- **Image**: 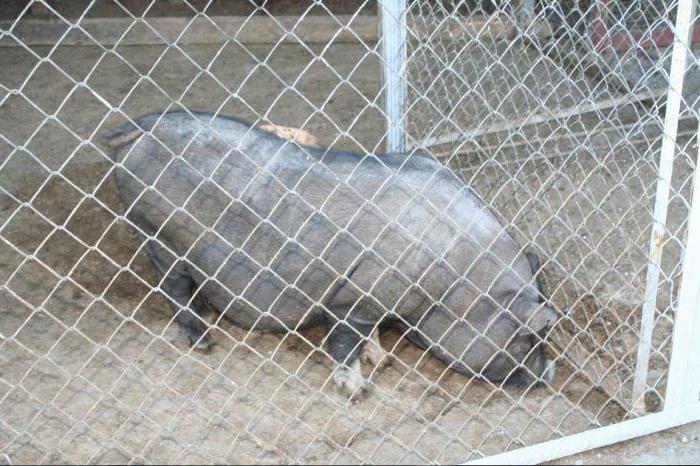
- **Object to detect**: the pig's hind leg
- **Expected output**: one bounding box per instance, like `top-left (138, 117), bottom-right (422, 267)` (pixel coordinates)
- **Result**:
top-left (146, 243), bottom-right (213, 352)
top-left (326, 319), bottom-right (374, 400)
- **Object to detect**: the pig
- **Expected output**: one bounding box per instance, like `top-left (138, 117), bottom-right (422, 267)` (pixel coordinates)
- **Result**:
top-left (106, 111), bottom-right (558, 398)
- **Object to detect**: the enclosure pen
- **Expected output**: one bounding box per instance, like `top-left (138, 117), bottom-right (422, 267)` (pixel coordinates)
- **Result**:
top-left (0, 0), bottom-right (699, 464)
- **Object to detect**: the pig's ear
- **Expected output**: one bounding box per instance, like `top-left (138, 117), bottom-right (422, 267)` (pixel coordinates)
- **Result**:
top-left (521, 305), bottom-right (558, 335)
top-left (525, 251), bottom-right (540, 274)
top-left (525, 249), bottom-right (546, 297)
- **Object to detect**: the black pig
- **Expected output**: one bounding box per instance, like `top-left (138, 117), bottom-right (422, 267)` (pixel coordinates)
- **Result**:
top-left (106, 112), bottom-right (557, 397)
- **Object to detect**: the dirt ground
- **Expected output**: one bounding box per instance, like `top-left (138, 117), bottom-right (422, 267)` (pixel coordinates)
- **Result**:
top-left (0, 22), bottom-right (697, 466)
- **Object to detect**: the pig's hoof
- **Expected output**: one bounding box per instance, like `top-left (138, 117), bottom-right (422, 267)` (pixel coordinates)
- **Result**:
top-left (360, 341), bottom-right (389, 368)
top-left (333, 360), bottom-right (369, 400)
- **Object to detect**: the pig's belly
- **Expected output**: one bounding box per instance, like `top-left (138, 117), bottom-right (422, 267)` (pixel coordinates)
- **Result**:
top-left (190, 262), bottom-right (328, 332)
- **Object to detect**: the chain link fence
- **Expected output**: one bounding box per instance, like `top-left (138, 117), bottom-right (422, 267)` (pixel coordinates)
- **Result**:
top-left (0, 0), bottom-right (699, 464)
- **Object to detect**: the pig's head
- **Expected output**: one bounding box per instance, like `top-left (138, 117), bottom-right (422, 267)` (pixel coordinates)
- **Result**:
top-left (407, 251), bottom-right (558, 386)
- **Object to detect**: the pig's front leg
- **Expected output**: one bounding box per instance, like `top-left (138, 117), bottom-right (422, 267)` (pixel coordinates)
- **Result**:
top-left (326, 319), bottom-right (374, 400)
top-left (161, 266), bottom-right (213, 352)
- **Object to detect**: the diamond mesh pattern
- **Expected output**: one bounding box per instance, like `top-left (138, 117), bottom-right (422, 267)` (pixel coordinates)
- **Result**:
top-left (0, 0), bottom-right (698, 463)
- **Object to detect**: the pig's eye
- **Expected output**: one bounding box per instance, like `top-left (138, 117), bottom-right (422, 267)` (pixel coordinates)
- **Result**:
top-left (525, 333), bottom-right (538, 347)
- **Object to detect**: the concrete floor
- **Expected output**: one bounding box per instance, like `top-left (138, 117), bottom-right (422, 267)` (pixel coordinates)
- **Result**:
top-left (559, 420), bottom-right (700, 465)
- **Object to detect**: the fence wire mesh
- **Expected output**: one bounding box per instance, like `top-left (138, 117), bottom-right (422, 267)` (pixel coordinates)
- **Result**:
top-left (0, 0), bottom-right (699, 464)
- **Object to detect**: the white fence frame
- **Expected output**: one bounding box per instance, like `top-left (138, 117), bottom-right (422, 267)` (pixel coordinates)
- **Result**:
top-left (632, 0), bottom-right (699, 414)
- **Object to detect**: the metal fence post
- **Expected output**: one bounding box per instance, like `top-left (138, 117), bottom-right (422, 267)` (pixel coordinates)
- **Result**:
top-left (379, 0), bottom-right (407, 154)
top-left (632, 0), bottom-right (698, 413)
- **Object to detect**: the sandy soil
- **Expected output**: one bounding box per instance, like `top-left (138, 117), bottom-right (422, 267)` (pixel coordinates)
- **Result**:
top-left (0, 27), bottom-right (697, 465)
